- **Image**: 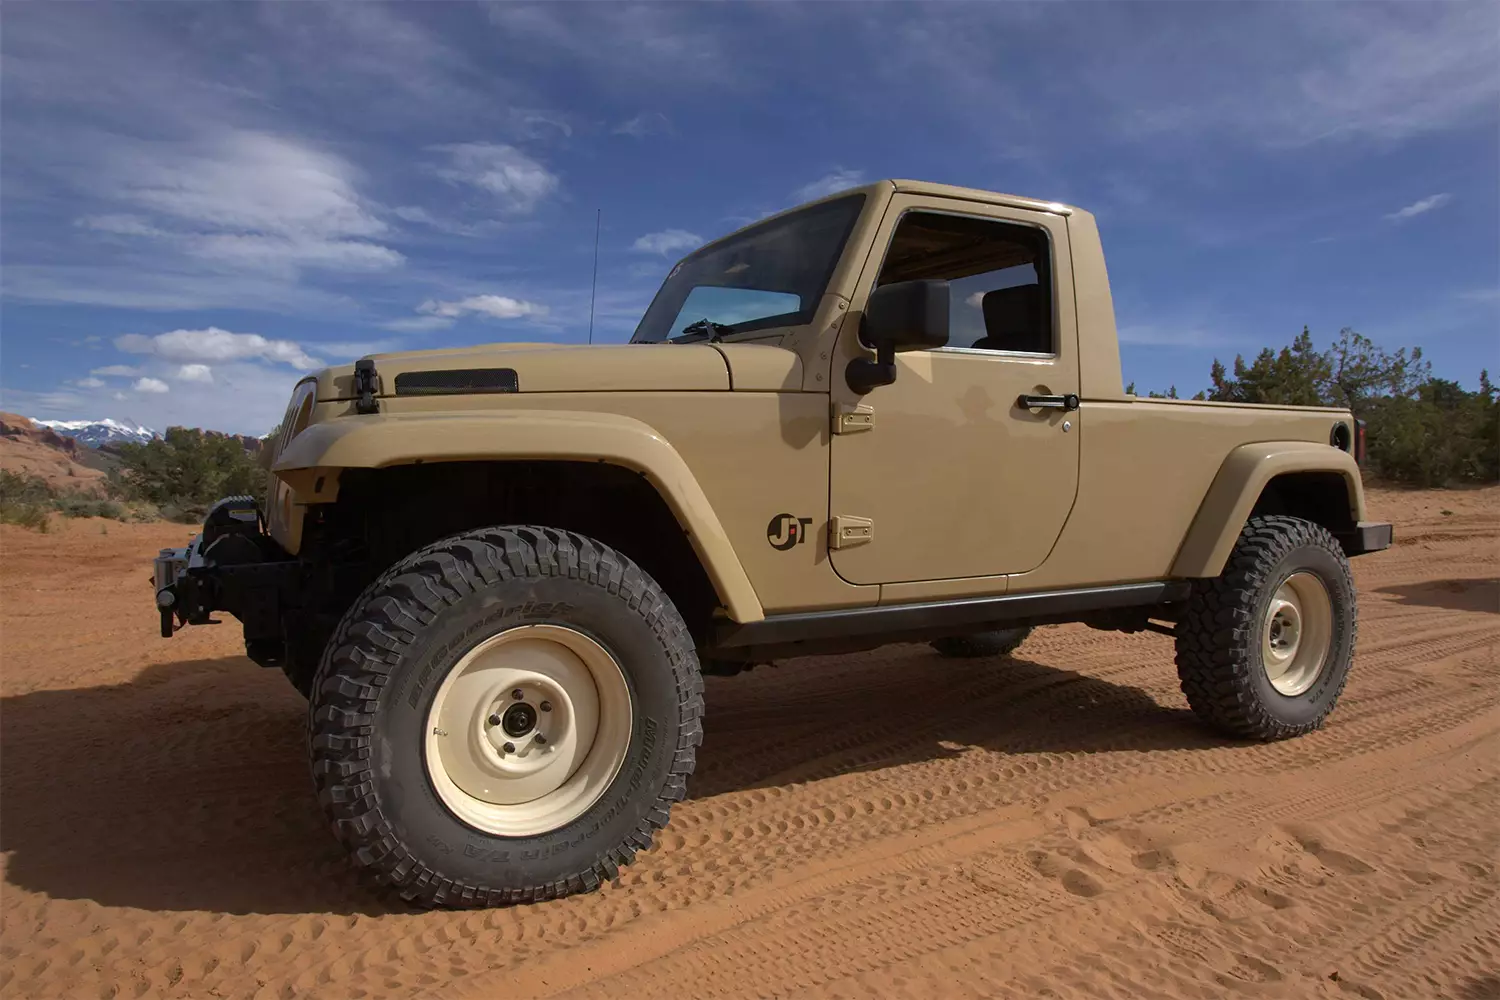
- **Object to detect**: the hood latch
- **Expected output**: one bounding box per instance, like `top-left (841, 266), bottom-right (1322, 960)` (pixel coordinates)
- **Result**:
top-left (353, 359), bottom-right (381, 414)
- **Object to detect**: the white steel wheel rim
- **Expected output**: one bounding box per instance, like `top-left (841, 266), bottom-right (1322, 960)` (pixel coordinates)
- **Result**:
top-left (424, 624), bottom-right (632, 837)
top-left (1261, 571), bottom-right (1334, 697)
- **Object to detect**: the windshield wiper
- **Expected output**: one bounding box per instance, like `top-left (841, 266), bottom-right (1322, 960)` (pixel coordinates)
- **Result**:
top-left (668, 318), bottom-right (735, 343)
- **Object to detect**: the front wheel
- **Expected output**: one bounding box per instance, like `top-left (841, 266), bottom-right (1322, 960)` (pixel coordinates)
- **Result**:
top-left (308, 526), bottom-right (703, 907)
top-left (1175, 515), bottom-right (1357, 741)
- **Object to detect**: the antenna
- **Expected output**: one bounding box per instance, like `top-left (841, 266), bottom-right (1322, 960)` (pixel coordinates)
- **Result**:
top-left (587, 208), bottom-right (601, 344)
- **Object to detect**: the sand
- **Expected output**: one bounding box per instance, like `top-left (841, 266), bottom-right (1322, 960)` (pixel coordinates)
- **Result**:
top-left (2, 488), bottom-right (1496, 1000)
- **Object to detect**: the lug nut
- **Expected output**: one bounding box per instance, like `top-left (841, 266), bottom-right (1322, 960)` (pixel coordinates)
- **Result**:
top-left (488, 713), bottom-right (502, 727)
top-left (511, 689), bottom-right (524, 700)
top-left (539, 701), bottom-right (552, 713)
top-left (502, 742), bottom-right (516, 754)
top-left (534, 733), bottom-right (546, 745)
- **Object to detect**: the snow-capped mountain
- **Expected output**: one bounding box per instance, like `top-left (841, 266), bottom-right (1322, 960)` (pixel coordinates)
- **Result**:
top-left (33, 418), bottom-right (158, 448)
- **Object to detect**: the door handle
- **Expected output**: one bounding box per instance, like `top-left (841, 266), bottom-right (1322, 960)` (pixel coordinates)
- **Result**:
top-left (1017, 393), bottom-right (1079, 412)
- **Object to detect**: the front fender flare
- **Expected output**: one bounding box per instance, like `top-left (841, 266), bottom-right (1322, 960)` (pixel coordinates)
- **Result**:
top-left (273, 410), bottom-right (764, 623)
top-left (1171, 441), bottom-right (1366, 578)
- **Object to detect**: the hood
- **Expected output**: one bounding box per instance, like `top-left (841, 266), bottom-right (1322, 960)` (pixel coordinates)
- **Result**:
top-left (317, 342), bottom-right (730, 399)
top-left (316, 341), bottom-right (806, 399)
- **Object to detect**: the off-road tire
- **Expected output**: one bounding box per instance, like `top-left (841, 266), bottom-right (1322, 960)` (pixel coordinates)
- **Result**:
top-left (930, 627), bottom-right (1032, 659)
top-left (1175, 515), bottom-right (1357, 741)
top-left (308, 525), bottom-right (703, 908)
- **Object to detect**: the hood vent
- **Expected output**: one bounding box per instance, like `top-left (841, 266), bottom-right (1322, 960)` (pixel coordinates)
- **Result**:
top-left (393, 368), bottom-right (520, 396)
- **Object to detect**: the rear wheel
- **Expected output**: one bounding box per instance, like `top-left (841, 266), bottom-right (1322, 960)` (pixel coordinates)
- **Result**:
top-left (1175, 515), bottom-right (1356, 740)
top-left (930, 627), bottom-right (1032, 659)
top-left (308, 525), bottom-right (702, 907)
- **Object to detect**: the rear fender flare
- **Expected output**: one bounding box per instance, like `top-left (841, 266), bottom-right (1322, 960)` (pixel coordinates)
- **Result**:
top-left (272, 410), bottom-right (764, 623)
top-left (1171, 441), bottom-right (1366, 578)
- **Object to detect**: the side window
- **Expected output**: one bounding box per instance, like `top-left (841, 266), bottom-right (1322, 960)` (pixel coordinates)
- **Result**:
top-left (876, 212), bottom-right (1053, 354)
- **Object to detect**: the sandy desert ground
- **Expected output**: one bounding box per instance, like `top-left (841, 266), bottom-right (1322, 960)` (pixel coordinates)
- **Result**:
top-left (2, 487), bottom-right (1496, 1000)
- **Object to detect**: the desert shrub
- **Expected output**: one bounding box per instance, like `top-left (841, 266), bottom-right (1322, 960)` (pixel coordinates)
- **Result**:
top-left (0, 499), bottom-right (51, 531)
top-left (0, 469), bottom-right (152, 528)
top-left (109, 427), bottom-right (266, 517)
top-left (0, 470), bottom-right (54, 530)
top-left (54, 494), bottom-right (126, 519)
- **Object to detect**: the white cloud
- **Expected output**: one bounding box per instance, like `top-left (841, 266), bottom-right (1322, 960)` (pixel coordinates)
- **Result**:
top-left (118, 131), bottom-right (386, 239)
top-left (74, 377), bottom-right (106, 389)
top-left (510, 108), bottom-right (574, 138)
top-left (133, 377), bottom-right (169, 393)
top-left (76, 214), bottom-right (167, 237)
top-left (55, 131), bottom-right (403, 288)
top-left (392, 205), bottom-right (497, 237)
top-left (1116, 323), bottom-right (1221, 346)
top-left (175, 364), bottom-right (214, 383)
top-left (631, 229), bottom-right (702, 257)
top-left (116, 327), bottom-right (321, 369)
top-left (381, 315), bottom-right (457, 333)
top-left (2, 264), bottom-right (351, 312)
top-left (794, 169), bottom-right (865, 203)
top-left (484, 6), bottom-right (733, 87)
top-left (90, 364), bottom-right (140, 377)
top-left (614, 112), bottom-right (671, 138)
top-left (1385, 193), bottom-right (1453, 221)
top-left (434, 143), bottom-right (559, 214)
top-left (190, 234), bottom-right (403, 272)
top-left (1094, 5), bottom-right (1499, 147)
top-left (965, 291), bottom-right (986, 309)
top-left (415, 295), bottom-right (549, 321)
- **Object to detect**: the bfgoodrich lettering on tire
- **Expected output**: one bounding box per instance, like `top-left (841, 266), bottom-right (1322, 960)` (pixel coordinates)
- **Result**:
top-left (1175, 515), bottom-right (1357, 741)
top-left (308, 525), bottom-right (703, 908)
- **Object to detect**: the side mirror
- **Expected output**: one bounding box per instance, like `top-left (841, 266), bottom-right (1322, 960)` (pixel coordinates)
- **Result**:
top-left (847, 279), bottom-right (949, 394)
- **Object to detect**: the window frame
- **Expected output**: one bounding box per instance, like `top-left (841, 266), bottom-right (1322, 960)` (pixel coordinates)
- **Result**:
top-left (870, 207), bottom-right (1060, 360)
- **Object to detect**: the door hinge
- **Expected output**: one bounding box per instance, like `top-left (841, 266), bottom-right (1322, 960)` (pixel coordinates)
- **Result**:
top-left (829, 515), bottom-right (874, 549)
top-left (833, 402), bottom-right (874, 434)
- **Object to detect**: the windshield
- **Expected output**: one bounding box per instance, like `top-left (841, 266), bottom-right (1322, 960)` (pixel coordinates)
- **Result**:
top-left (631, 193), bottom-right (865, 343)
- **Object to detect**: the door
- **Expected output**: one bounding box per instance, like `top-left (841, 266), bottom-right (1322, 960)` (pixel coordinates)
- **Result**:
top-left (829, 197), bottom-right (1080, 586)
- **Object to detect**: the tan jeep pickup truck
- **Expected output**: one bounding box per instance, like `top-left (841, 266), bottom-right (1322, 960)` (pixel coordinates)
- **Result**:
top-left (151, 179), bottom-right (1392, 908)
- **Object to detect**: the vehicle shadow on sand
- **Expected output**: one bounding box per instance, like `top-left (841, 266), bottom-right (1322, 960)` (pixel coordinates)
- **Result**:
top-left (1375, 577), bottom-right (1499, 615)
top-left (1, 646), bottom-right (1219, 915)
top-left (691, 646), bottom-right (1220, 798)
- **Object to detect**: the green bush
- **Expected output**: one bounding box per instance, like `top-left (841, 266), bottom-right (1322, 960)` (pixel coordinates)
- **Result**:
top-left (54, 494), bottom-right (126, 519)
top-left (0, 468), bottom-right (149, 530)
top-left (109, 426), bottom-right (266, 516)
top-left (0, 499), bottom-right (51, 531)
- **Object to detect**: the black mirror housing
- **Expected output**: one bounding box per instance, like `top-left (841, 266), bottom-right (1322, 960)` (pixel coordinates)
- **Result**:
top-left (847, 279), bottom-right (950, 394)
top-left (862, 279), bottom-right (950, 352)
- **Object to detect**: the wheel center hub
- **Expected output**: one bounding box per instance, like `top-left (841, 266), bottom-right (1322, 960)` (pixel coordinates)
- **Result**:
top-left (501, 702), bottom-right (537, 737)
top-left (1268, 607), bottom-right (1300, 654)
top-left (423, 624), bottom-right (635, 837)
top-left (1260, 572), bottom-right (1334, 698)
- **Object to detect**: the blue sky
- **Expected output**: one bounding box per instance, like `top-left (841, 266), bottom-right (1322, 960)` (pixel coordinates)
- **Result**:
top-left (2, 2), bottom-right (1496, 434)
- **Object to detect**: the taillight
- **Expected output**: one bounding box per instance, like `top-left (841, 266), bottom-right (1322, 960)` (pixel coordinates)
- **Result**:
top-left (1354, 419), bottom-right (1367, 465)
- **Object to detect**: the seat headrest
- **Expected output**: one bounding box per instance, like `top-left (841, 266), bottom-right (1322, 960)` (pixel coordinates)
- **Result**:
top-left (977, 285), bottom-right (1048, 353)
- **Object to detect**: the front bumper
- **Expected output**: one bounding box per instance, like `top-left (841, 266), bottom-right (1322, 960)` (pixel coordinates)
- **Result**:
top-left (152, 496), bottom-right (297, 644)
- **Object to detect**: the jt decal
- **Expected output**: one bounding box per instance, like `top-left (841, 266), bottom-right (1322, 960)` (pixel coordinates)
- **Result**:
top-left (767, 513), bottom-right (814, 551)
